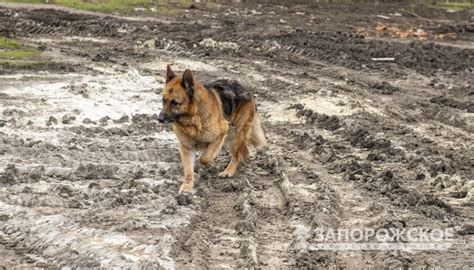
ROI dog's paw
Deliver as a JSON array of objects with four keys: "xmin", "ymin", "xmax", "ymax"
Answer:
[
  {"xmin": 179, "ymin": 181, "xmax": 193, "ymax": 193},
  {"xmin": 218, "ymin": 169, "xmax": 235, "ymax": 178},
  {"xmin": 199, "ymin": 157, "xmax": 211, "ymax": 166}
]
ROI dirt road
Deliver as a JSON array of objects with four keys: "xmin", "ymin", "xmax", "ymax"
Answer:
[{"xmin": 0, "ymin": 1, "xmax": 473, "ymax": 268}]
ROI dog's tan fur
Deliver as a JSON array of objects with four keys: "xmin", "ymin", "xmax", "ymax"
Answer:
[{"xmin": 159, "ymin": 65, "xmax": 266, "ymax": 193}]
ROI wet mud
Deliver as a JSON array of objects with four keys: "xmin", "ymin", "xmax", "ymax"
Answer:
[{"xmin": 0, "ymin": 1, "xmax": 473, "ymax": 268}]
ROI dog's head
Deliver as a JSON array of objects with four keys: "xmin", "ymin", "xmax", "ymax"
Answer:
[{"xmin": 158, "ymin": 65, "xmax": 195, "ymax": 124}]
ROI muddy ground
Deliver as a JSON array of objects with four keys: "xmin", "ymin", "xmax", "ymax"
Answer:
[{"xmin": 0, "ymin": 1, "xmax": 473, "ymax": 268}]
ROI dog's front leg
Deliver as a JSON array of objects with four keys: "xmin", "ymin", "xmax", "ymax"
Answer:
[
  {"xmin": 199, "ymin": 132, "xmax": 227, "ymax": 166},
  {"xmin": 178, "ymin": 143, "xmax": 195, "ymax": 193}
]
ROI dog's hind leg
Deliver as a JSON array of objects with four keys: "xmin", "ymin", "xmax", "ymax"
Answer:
[{"xmin": 219, "ymin": 102, "xmax": 254, "ymax": 178}]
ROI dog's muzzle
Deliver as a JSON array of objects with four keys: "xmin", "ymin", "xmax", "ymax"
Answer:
[{"xmin": 158, "ymin": 111, "xmax": 175, "ymax": 124}]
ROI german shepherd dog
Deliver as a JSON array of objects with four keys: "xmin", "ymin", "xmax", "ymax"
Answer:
[{"xmin": 158, "ymin": 65, "xmax": 266, "ymax": 193}]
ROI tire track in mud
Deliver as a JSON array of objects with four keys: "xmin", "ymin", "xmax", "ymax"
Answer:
[
  {"xmin": 259, "ymin": 111, "xmax": 471, "ymax": 268},
  {"xmin": 274, "ymin": 106, "xmax": 472, "ymax": 267},
  {"xmin": 290, "ymin": 103, "xmax": 472, "ymax": 211},
  {"xmin": 242, "ymin": 52, "xmax": 472, "ymax": 213},
  {"xmin": 171, "ymin": 153, "xmax": 297, "ymax": 268},
  {"xmin": 0, "ymin": 125, "xmax": 188, "ymax": 267},
  {"xmin": 2, "ymin": 6, "xmax": 473, "ymax": 77},
  {"xmin": 267, "ymin": 124, "xmax": 398, "ymax": 267},
  {"xmin": 158, "ymin": 28, "xmax": 473, "ymax": 76},
  {"xmin": 0, "ymin": 73, "xmax": 198, "ymax": 268},
  {"xmin": 0, "ymin": 202, "xmax": 164, "ymax": 268}
]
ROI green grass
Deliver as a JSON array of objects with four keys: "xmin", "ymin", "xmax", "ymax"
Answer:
[
  {"xmin": 429, "ymin": 1, "xmax": 473, "ymax": 10},
  {"xmin": 2, "ymin": 0, "xmax": 192, "ymax": 13},
  {"xmin": 0, "ymin": 37, "xmax": 21, "ymax": 50},
  {"xmin": 0, "ymin": 48, "xmax": 40, "ymax": 59},
  {"xmin": 0, "ymin": 59, "xmax": 46, "ymax": 67},
  {"xmin": 0, "ymin": 36, "xmax": 40, "ymax": 65}
]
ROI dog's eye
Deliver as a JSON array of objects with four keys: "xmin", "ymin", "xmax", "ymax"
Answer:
[
  {"xmin": 171, "ymin": 99, "xmax": 180, "ymax": 106},
  {"xmin": 162, "ymin": 98, "xmax": 166, "ymax": 104}
]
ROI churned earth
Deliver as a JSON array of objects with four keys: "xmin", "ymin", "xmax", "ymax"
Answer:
[{"xmin": 0, "ymin": 1, "xmax": 473, "ymax": 268}]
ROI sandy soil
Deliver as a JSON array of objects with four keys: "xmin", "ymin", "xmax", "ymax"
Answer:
[{"xmin": 0, "ymin": 1, "xmax": 473, "ymax": 268}]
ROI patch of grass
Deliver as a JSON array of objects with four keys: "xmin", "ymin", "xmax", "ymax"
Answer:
[
  {"xmin": 428, "ymin": 1, "xmax": 473, "ymax": 10},
  {"xmin": 53, "ymin": 0, "xmax": 159, "ymax": 12},
  {"xmin": 2, "ymin": 0, "xmax": 192, "ymax": 13},
  {"xmin": 0, "ymin": 48, "xmax": 40, "ymax": 60},
  {"xmin": 0, "ymin": 36, "xmax": 40, "ymax": 66},
  {"xmin": 0, "ymin": 37, "xmax": 21, "ymax": 50},
  {"xmin": 0, "ymin": 59, "xmax": 46, "ymax": 67}
]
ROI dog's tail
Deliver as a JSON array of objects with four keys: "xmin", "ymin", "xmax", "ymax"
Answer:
[{"xmin": 249, "ymin": 113, "xmax": 267, "ymax": 148}]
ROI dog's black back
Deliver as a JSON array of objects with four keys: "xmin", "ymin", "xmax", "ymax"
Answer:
[{"xmin": 205, "ymin": 79, "xmax": 253, "ymax": 116}]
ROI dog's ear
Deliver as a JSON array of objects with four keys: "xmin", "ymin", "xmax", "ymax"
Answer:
[
  {"xmin": 181, "ymin": 69, "xmax": 194, "ymax": 101},
  {"xmin": 166, "ymin": 64, "xmax": 176, "ymax": 83}
]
